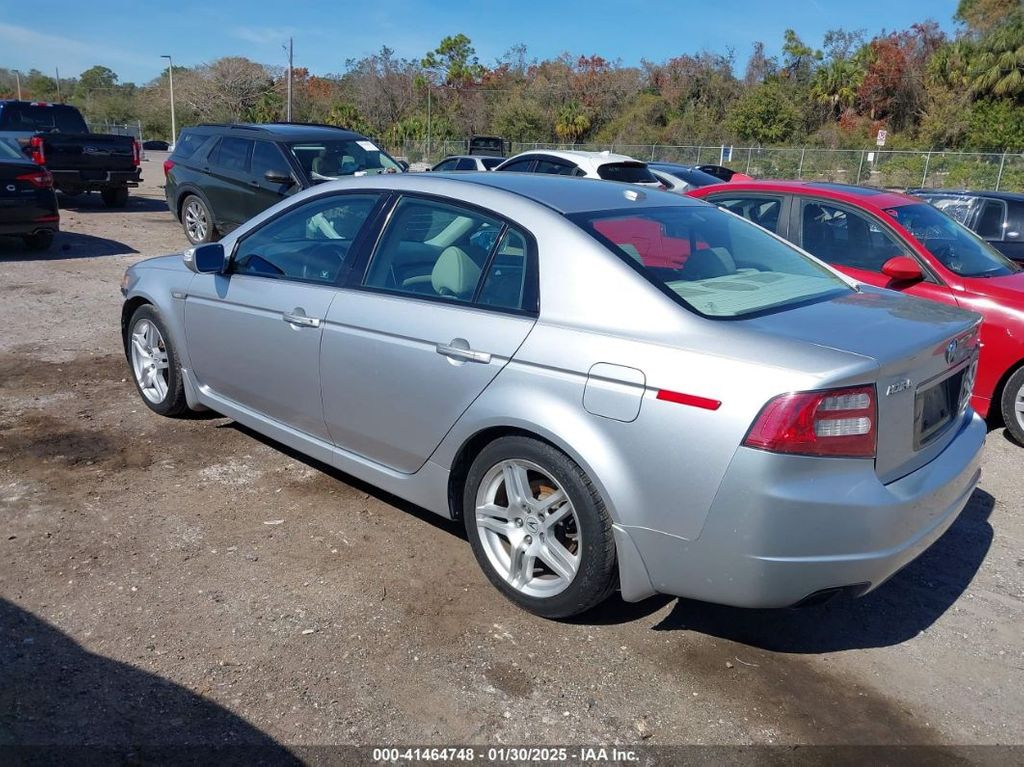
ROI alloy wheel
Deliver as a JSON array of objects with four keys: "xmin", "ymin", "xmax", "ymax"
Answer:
[
  {"xmin": 474, "ymin": 459, "xmax": 581, "ymax": 598},
  {"xmin": 130, "ymin": 319, "xmax": 170, "ymax": 404},
  {"xmin": 184, "ymin": 200, "xmax": 208, "ymax": 242}
]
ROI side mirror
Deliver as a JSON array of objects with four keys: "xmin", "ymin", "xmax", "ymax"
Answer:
[
  {"xmin": 264, "ymin": 169, "xmax": 295, "ymax": 186},
  {"xmin": 183, "ymin": 242, "xmax": 225, "ymax": 273},
  {"xmin": 881, "ymin": 256, "xmax": 923, "ymax": 282}
]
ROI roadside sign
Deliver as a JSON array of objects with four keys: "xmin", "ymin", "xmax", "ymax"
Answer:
[
  {"xmin": 876, "ymin": 129, "xmax": 887, "ymax": 147},
  {"xmin": 867, "ymin": 152, "xmax": 875, "ymax": 162},
  {"xmin": 720, "ymin": 145, "xmax": 733, "ymax": 163}
]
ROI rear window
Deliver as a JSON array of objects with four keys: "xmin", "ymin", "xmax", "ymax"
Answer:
[
  {"xmin": 570, "ymin": 205, "xmax": 850, "ymax": 319},
  {"xmin": 597, "ymin": 162, "xmax": 659, "ymax": 184},
  {"xmin": 0, "ymin": 103, "xmax": 87, "ymax": 133}
]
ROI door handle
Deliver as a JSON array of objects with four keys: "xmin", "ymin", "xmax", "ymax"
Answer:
[
  {"xmin": 436, "ymin": 341, "xmax": 491, "ymax": 364},
  {"xmin": 282, "ymin": 311, "xmax": 321, "ymax": 328}
]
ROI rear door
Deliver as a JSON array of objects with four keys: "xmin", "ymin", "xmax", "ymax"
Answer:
[
  {"xmin": 203, "ymin": 136, "xmax": 254, "ymax": 231},
  {"xmin": 793, "ymin": 196, "xmax": 958, "ymax": 307},
  {"xmin": 321, "ymin": 194, "xmax": 538, "ymax": 472}
]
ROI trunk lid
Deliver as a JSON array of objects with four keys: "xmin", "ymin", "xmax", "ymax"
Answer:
[{"xmin": 742, "ymin": 287, "xmax": 981, "ymax": 483}]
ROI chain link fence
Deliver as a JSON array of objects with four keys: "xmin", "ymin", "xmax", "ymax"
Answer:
[{"xmin": 396, "ymin": 139, "xmax": 1024, "ymax": 192}]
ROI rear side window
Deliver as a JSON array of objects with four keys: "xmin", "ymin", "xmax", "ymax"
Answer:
[
  {"xmin": 455, "ymin": 158, "xmax": 477, "ymax": 171},
  {"xmin": 481, "ymin": 157, "xmax": 503, "ymax": 170},
  {"xmin": 0, "ymin": 103, "xmax": 87, "ymax": 133},
  {"xmin": 571, "ymin": 205, "xmax": 850, "ymax": 319},
  {"xmin": 478, "ymin": 228, "xmax": 532, "ymax": 311},
  {"xmin": 596, "ymin": 163, "xmax": 658, "ymax": 184},
  {"xmin": 710, "ymin": 195, "xmax": 785, "ymax": 234},
  {"xmin": 535, "ymin": 159, "xmax": 574, "ymax": 175},
  {"xmin": 173, "ymin": 131, "xmax": 215, "ymax": 160},
  {"xmin": 210, "ymin": 137, "xmax": 252, "ymax": 172},
  {"xmin": 496, "ymin": 159, "xmax": 535, "ymax": 173}
]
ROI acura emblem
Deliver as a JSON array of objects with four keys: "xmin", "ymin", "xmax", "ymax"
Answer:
[
  {"xmin": 5, "ymin": 184, "xmax": 14, "ymax": 192},
  {"xmin": 945, "ymin": 339, "xmax": 958, "ymax": 365}
]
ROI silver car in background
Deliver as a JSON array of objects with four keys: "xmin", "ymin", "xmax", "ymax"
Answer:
[{"xmin": 121, "ymin": 173, "xmax": 986, "ymax": 618}]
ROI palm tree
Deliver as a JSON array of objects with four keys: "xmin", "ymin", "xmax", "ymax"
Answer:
[
  {"xmin": 554, "ymin": 101, "xmax": 591, "ymax": 144},
  {"xmin": 970, "ymin": 16, "xmax": 1024, "ymax": 97},
  {"xmin": 811, "ymin": 58, "xmax": 863, "ymax": 118}
]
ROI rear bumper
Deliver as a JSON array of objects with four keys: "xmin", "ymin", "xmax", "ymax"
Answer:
[
  {"xmin": 620, "ymin": 411, "xmax": 986, "ymax": 608},
  {"xmin": 51, "ymin": 169, "xmax": 141, "ymax": 190},
  {"xmin": 0, "ymin": 204, "xmax": 59, "ymax": 235}
]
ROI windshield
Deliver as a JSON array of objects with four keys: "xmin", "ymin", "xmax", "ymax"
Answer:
[
  {"xmin": 288, "ymin": 139, "xmax": 402, "ymax": 181},
  {"xmin": 885, "ymin": 203, "xmax": 1019, "ymax": 278},
  {"xmin": 570, "ymin": 205, "xmax": 851, "ymax": 318},
  {"xmin": 0, "ymin": 137, "xmax": 26, "ymax": 160},
  {"xmin": 597, "ymin": 163, "xmax": 659, "ymax": 185}
]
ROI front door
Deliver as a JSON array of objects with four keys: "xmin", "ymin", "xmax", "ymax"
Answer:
[
  {"xmin": 184, "ymin": 192, "xmax": 384, "ymax": 440},
  {"xmin": 203, "ymin": 136, "xmax": 254, "ymax": 232},
  {"xmin": 321, "ymin": 195, "xmax": 538, "ymax": 473}
]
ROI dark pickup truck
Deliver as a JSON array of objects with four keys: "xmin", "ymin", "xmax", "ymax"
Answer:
[{"xmin": 0, "ymin": 101, "xmax": 141, "ymax": 207}]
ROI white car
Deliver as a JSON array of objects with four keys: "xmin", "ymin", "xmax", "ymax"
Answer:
[
  {"xmin": 430, "ymin": 155, "xmax": 504, "ymax": 172},
  {"xmin": 494, "ymin": 150, "xmax": 662, "ymax": 187}
]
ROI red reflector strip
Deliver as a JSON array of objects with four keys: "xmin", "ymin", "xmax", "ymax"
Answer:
[
  {"xmin": 656, "ymin": 389, "xmax": 721, "ymax": 411},
  {"xmin": 33, "ymin": 215, "xmax": 59, "ymax": 222}
]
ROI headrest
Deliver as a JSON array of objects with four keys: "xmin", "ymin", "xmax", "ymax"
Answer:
[{"xmin": 431, "ymin": 246, "xmax": 480, "ymax": 298}]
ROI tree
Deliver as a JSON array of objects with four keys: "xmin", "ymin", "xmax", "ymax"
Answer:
[
  {"xmin": 421, "ymin": 34, "xmax": 485, "ymax": 86},
  {"xmin": 76, "ymin": 65, "xmax": 118, "ymax": 94},
  {"xmin": 781, "ymin": 29, "xmax": 822, "ymax": 82},
  {"xmin": 812, "ymin": 58, "xmax": 863, "ymax": 117},
  {"xmin": 492, "ymin": 98, "xmax": 547, "ymax": 142},
  {"xmin": 726, "ymin": 81, "xmax": 801, "ymax": 144},
  {"xmin": 969, "ymin": 15, "xmax": 1024, "ymax": 97},
  {"xmin": 956, "ymin": 0, "xmax": 1022, "ymax": 34},
  {"xmin": 743, "ymin": 42, "xmax": 776, "ymax": 85},
  {"xmin": 554, "ymin": 100, "xmax": 591, "ymax": 143}
]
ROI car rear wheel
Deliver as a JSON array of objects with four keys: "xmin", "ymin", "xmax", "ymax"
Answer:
[
  {"xmin": 463, "ymin": 436, "xmax": 617, "ymax": 619},
  {"xmin": 101, "ymin": 187, "xmax": 129, "ymax": 208},
  {"xmin": 22, "ymin": 232, "xmax": 54, "ymax": 251},
  {"xmin": 127, "ymin": 305, "xmax": 188, "ymax": 417},
  {"xmin": 182, "ymin": 195, "xmax": 216, "ymax": 245},
  {"xmin": 1000, "ymin": 367, "xmax": 1024, "ymax": 446}
]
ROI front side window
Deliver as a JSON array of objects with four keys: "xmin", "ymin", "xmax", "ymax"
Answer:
[
  {"xmin": 570, "ymin": 204, "xmax": 850, "ymax": 318},
  {"xmin": 363, "ymin": 197, "xmax": 503, "ymax": 302},
  {"xmin": 233, "ymin": 194, "xmax": 380, "ymax": 283},
  {"xmin": 709, "ymin": 195, "xmax": 784, "ymax": 234},
  {"xmin": 211, "ymin": 137, "xmax": 252, "ymax": 172},
  {"xmin": 289, "ymin": 139, "xmax": 401, "ymax": 181},
  {"xmin": 885, "ymin": 202, "xmax": 1019, "ymax": 277},
  {"xmin": 432, "ymin": 159, "xmax": 457, "ymax": 171},
  {"xmin": 801, "ymin": 201, "xmax": 907, "ymax": 271},
  {"xmin": 496, "ymin": 158, "xmax": 535, "ymax": 173},
  {"xmin": 250, "ymin": 141, "xmax": 289, "ymax": 179},
  {"xmin": 976, "ymin": 199, "xmax": 1007, "ymax": 240}
]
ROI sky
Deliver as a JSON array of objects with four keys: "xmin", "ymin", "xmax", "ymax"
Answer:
[{"xmin": 1, "ymin": 0, "xmax": 961, "ymax": 85}]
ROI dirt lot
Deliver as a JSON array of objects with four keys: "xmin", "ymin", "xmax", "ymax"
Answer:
[{"xmin": 1, "ymin": 157, "xmax": 1022, "ymax": 755}]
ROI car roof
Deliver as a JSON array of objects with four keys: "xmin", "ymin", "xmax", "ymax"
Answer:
[
  {"xmin": 693, "ymin": 179, "xmax": 919, "ymax": 210},
  {"xmin": 909, "ymin": 188, "xmax": 1024, "ymax": 203},
  {"xmin": 328, "ymin": 171, "xmax": 703, "ymax": 215},
  {"xmin": 506, "ymin": 149, "xmax": 644, "ymax": 170},
  {"xmin": 189, "ymin": 123, "xmax": 367, "ymax": 142}
]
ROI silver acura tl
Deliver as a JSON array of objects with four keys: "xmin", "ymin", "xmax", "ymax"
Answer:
[{"xmin": 121, "ymin": 173, "xmax": 986, "ymax": 618}]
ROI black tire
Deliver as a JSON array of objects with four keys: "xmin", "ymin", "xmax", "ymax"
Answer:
[
  {"xmin": 125, "ymin": 304, "xmax": 189, "ymax": 417},
  {"xmin": 180, "ymin": 194, "xmax": 218, "ymax": 245},
  {"xmin": 22, "ymin": 231, "xmax": 54, "ymax": 251},
  {"xmin": 463, "ymin": 436, "xmax": 617, "ymax": 619},
  {"xmin": 101, "ymin": 187, "xmax": 129, "ymax": 208},
  {"xmin": 1000, "ymin": 367, "xmax": 1024, "ymax": 446}
]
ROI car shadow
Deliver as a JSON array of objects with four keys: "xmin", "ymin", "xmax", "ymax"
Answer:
[
  {"xmin": 219, "ymin": 421, "xmax": 468, "ymax": 541},
  {"xmin": 57, "ymin": 193, "xmax": 169, "ymax": 213},
  {"xmin": 0, "ymin": 597, "xmax": 300, "ymax": 759},
  {"xmin": 0, "ymin": 232, "xmax": 138, "ymax": 261},
  {"xmin": 649, "ymin": 488, "xmax": 995, "ymax": 652}
]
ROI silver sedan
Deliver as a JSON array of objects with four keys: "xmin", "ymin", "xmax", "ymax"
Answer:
[{"xmin": 121, "ymin": 173, "xmax": 986, "ymax": 618}]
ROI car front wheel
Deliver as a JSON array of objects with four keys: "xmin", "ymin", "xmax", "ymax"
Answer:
[
  {"xmin": 1001, "ymin": 367, "xmax": 1024, "ymax": 446},
  {"xmin": 126, "ymin": 305, "xmax": 189, "ymax": 417},
  {"xmin": 464, "ymin": 436, "xmax": 617, "ymax": 619}
]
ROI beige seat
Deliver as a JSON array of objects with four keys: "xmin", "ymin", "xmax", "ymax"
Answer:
[{"xmin": 431, "ymin": 246, "xmax": 481, "ymax": 299}]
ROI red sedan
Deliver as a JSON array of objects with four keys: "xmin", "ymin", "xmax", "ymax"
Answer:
[{"xmin": 688, "ymin": 180, "xmax": 1024, "ymax": 444}]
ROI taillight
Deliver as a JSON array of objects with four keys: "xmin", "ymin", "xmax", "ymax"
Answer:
[
  {"xmin": 743, "ymin": 385, "xmax": 877, "ymax": 458},
  {"xmin": 16, "ymin": 170, "xmax": 53, "ymax": 189},
  {"xmin": 163, "ymin": 158, "xmax": 174, "ymax": 178},
  {"xmin": 29, "ymin": 135, "xmax": 45, "ymax": 165},
  {"xmin": 132, "ymin": 139, "xmax": 141, "ymax": 167}
]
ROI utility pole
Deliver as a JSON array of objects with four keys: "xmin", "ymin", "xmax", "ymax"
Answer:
[
  {"xmin": 14, "ymin": 70, "xmax": 21, "ymax": 99},
  {"xmin": 426, "ymin": 85, "xmax": 431, "ymax": 161},
  {"xmin": 284, "ymin": 37, "xmax": 293, "ymax": 122},
  {"xmin": 55, "ymin": 68, "xmax": 61, "ymax": 101},
  {"xmin": 161, "ymin": 55, "xmax": 176, "ymax": 145}
]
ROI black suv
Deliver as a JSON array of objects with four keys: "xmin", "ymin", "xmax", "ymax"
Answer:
[
  {"xmin": 164, "ymin": 123, "xmax": 403, "ymax": 244},
  {"xmin": 909, "ymin": 189, "xmax": 1024, "ymax": 265}
]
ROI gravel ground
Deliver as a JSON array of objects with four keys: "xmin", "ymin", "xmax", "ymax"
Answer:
[{"xmin": 1, "ymin": 156, "xmax": 1022, "ymax": 755}]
